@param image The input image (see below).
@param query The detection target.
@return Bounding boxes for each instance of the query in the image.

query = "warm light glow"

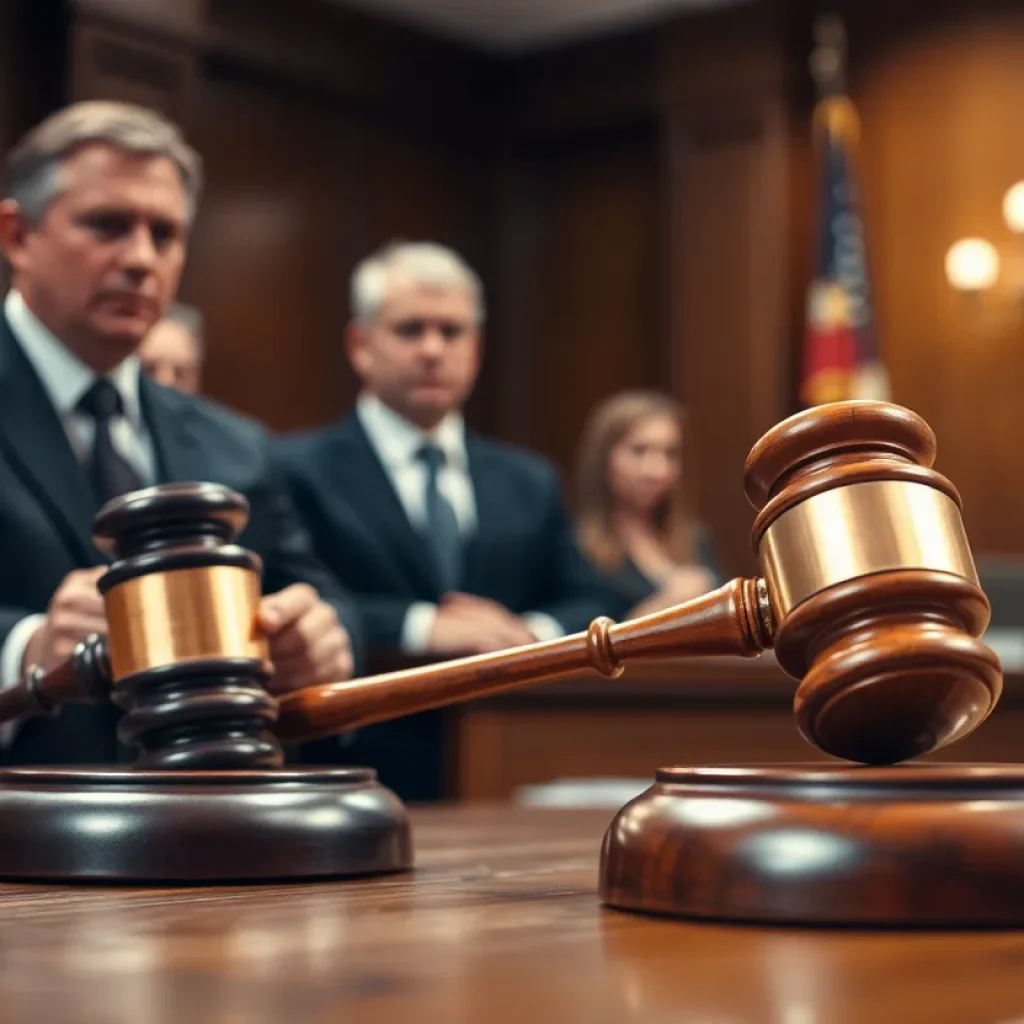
[945,238,1000,292]
[1004,181,1024,234]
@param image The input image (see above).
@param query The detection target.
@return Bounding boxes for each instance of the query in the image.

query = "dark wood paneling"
[481,25,669,467]
[69,20,198,123]
[205,0,494,147]
[0,0,69,294]
[662,5,796,577]
[179,76,356,429]
[490,125,663,470]
[0,1,69,144]
[498,27,660,143]
[69,0,207,40]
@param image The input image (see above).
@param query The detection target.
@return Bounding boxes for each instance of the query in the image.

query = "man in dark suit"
[277,241,630,799]
[0,100,362,765]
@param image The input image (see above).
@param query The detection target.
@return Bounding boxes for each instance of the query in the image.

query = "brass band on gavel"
[103,564,268,682]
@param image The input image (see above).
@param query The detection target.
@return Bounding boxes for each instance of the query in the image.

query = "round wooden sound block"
[599,763,1024,928]
[0,767,412,883]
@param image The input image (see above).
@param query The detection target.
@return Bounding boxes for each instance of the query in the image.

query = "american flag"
[799,89,890,406]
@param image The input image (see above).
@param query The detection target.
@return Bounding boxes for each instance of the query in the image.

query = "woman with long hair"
[574,390,719,617]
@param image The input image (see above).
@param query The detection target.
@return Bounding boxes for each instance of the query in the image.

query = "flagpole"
[810,13,846,100]
[809,15,857,143]
[799,14,892,407]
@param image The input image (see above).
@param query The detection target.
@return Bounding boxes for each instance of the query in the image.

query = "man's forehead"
[58,143,188,210]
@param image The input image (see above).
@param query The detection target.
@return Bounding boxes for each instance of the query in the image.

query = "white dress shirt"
[355,393,564,651]
[0,289,155,709]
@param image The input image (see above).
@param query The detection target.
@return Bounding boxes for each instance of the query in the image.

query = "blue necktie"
[417,443,462,593]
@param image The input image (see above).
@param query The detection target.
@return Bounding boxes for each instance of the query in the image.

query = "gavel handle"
[0,634,111,727]
[0,578,774,741]
[275,577,774,744]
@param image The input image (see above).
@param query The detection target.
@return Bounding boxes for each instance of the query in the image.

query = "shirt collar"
[356,391,466,471]
[4,289,143,427]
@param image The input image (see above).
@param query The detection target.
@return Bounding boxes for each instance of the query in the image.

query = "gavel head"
[744,400,1001,764]
[92,482,280,770]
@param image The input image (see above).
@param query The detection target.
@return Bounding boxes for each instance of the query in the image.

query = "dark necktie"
[416,443,462,593]
[76,378,143,504]
[75,378,144,763]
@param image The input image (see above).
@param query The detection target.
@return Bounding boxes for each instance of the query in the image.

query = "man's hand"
[428,592,537,655]
[258,584,353,693]
[22,567,107,675]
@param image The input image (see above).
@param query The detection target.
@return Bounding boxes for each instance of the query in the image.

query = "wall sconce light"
[1003,181,1024,235]
[945,237,1000,293]
[944,181,1024,335]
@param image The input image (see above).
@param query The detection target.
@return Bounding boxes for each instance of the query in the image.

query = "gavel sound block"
[0,400,1017,925]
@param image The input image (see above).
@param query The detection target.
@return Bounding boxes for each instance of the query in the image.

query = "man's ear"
[467,327,484,381]
[346,320,371,378]
[0,200,33,274]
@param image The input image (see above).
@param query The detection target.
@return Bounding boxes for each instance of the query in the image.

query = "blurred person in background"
[278,240,629,800]
[138,300,203,394]
[574,390,720,618]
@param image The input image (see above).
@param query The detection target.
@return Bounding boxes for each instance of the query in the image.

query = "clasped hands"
[21,567,353,693]
[428,592,540,654]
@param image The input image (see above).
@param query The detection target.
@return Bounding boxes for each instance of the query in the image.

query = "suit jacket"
[275,412,630,801]
[0,315,364,766]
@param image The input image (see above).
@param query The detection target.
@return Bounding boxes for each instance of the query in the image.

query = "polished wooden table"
[4,805,1024,1022]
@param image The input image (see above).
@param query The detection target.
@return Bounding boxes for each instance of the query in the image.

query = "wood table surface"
[2,805,1024,1023]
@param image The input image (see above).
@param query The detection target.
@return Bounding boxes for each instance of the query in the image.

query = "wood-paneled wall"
[662,5,798,577]
[489,126,663,467]
[5,0,1024,572]
[838,0,1024,556]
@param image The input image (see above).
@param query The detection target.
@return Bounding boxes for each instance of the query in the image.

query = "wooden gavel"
[3,400,1001,768]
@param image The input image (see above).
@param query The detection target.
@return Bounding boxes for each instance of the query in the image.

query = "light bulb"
[945,238,999,292]
[1004,181,1024,234]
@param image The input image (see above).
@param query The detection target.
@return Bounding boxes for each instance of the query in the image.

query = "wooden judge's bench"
[444,651,1024,801]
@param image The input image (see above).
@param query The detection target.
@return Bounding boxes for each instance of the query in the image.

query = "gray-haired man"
[0,100,363,765]
[278,240,628,800]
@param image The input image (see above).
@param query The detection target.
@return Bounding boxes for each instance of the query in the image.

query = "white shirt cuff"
[400,602,439,654]
[521,612,565,642]
[0,613,46,747]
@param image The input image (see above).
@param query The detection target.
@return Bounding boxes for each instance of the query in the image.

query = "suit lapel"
[334,415,441,597]
[139,377,205,484]
[0,316,103,565]
[463,437,505,593]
